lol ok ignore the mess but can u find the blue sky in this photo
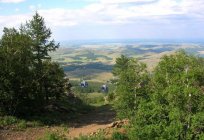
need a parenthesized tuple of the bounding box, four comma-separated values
(0, 0, 204, 41)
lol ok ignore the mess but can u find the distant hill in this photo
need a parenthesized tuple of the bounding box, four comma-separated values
(50, 41, 204, 82)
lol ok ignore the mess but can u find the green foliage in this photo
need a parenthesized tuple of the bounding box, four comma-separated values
(42, 60, 65, 101)
(22, 12, 60, 103)
(0, 27, 34, 115)
(112, 131, 128, 140)
(71, 80, 114, 94)
(16, 120, 27, 130)
(107, 92, 115, 102)
(112, 55, 149, 118)
(0, 116, 42, 129)
(0, 116, 19, 126)
(69, 51, 112, 61)
(24, 96, 92, 126)
(75, 93, 105, 105)
(0, 12, 66, 116)
(0, 95, 92, 128)
(119, 51, 204, 139)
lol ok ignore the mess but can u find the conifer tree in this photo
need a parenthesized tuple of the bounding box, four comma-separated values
(0, 28, 33, 115)
(24, 12, 59, 101)
(0, 13, 66, 115)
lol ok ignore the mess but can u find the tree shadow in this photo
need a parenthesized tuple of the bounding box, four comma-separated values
(70, 104, 116, 128)
(17, 97, 116, 128)
(17, 96, 93, 127)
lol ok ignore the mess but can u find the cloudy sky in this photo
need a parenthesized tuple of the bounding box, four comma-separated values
(0, 0, 204, 41)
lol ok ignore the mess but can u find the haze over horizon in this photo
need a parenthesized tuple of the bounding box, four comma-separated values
(0, 0, 204, 41)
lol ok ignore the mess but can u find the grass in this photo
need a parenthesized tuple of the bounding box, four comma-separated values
(71, 80, 115, 94)
(0, 91, 109, 129)
(74, 130, 106, 140)
(0, 90, 110, 129)
(0, 115, 42, 130)
(26, 96, 93, 126)
(111, 131, 128, 140)
(0, 94, 116, 140)
(82, 93, 106, 105)
(0, 95, 93, 129)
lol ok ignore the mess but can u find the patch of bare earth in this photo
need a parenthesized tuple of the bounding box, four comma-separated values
(67, 104, 116, 138)
(0, 104, 116, 140)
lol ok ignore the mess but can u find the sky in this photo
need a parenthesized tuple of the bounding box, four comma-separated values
(0, 0, 204, 41)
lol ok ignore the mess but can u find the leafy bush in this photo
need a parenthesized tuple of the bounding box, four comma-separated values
(112, 132, 128, 140)
(0, 116, 18, 126)
(75, 93, 105, 105)
(107, 92, 115, 102)
(112, 55, 149, 119)
(114, 51, 204, 139)
(0, 116, 43, 129)
(17, 120, 27, 129)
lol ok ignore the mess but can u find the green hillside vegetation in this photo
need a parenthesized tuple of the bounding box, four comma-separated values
(50, 43, 203, 82)
(112, 51, 204, 139)
(71, 80, 114, 94)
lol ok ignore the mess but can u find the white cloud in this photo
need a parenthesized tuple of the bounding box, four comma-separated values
(80, 0, 204, 24)
(0, 14, 30, 35)
(0, 0, 204, 30)
(100, 0, 155, 4)
(39, 9, 79, 27)
(0, 14, 29, 26)
(0, 0, 25, 3)
(29, 4, 42, 11)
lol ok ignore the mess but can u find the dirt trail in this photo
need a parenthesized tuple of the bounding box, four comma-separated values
(68, 104, 116, 138)
(0, 104, 116, 140)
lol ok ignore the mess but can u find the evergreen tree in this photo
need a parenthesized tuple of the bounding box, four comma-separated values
(0, 28, 33, 115)
(0, 13, 66, 115)
(23, 12, 59, 101)
(42, 60, 65, 101)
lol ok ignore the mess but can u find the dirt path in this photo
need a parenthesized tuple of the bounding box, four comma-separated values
(0, 104, 116, 140)
(68, 104, 116, 138)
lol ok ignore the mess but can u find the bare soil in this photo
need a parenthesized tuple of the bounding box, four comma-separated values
(0, 104, 116, 140)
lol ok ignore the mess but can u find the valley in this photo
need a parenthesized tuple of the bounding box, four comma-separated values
(51, 41, 204, 82)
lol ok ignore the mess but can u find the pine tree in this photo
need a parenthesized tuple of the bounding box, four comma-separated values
(24, 12, 59, 101)
(0, 13, 66, 115)
(0, 28, 33, 115)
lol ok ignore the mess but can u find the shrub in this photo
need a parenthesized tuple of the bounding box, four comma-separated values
(0, 116, 18, 126)
(112, 132, 128, 140)
(17, 120, 27, 130)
